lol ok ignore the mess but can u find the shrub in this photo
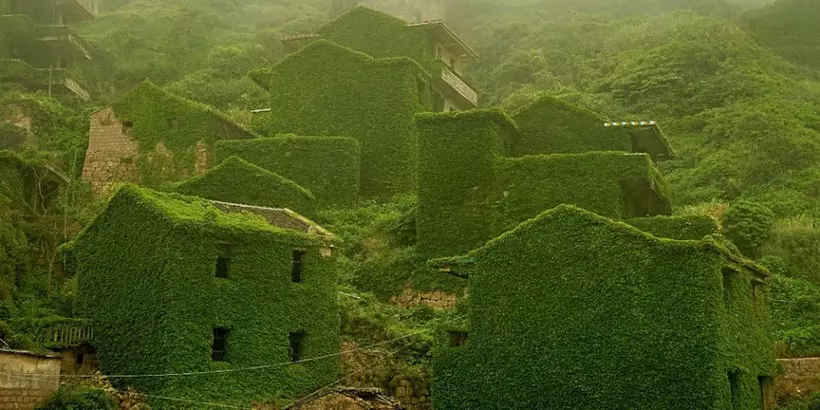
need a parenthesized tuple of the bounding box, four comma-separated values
(722, 200, 775, 258)
(36, 385, 117, 410)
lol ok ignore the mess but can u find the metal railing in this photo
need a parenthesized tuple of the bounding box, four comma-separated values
(439, 64, 478, 106)
(35, 25, 93, 60)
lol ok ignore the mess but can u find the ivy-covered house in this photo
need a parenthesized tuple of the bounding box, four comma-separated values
(69, 185, 340, 407)
(248, 6, 478, 199)
(0, 0, 97, 101)
(431, 205, 775, 410)
(416, 96, 675, 257)
(81, 80, 256, 194)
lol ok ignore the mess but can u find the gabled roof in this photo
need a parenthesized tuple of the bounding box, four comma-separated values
(430, 204, 768, 278)
(250, 39, 430, 91)
(211, 201, 335, 243)
(604, 120, 674, 161)
(172, 156, 315, 213)
(108, 80, 256, 137)
(70, 186, 316, 249)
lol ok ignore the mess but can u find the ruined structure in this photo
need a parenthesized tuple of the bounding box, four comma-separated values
(81, 81, 255, 194)
(69, 186, 340, 406)
(0, 0, 97, 101)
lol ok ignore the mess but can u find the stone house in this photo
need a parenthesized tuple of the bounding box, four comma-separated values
(0, 349, 62, 409)
(68, 185, 340, 407)
(430, 205, 775, 410)
(81, 80, 255, 195)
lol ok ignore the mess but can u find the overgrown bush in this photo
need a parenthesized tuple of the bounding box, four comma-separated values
(722, 200, 775, 258)
(764, 217, 820, 285)
(36, 385, 117, 410)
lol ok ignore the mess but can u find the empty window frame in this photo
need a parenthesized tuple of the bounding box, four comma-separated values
(289, 331, 305, 363)
(212, 328, 229, 361)
(448, 331, 469, 347)
(759, 376, 772, 410)
(215, 243, 231, 279)
(722, 266, 736, 306)
(291, 250, 306, 283)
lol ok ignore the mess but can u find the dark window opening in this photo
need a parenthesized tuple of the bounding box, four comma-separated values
(291, 250, 306, 283)
(122, 120, 134, 131)
(759, 376, 772, 410)
(215, 243, 231, 279)
(723, 267, 736, 306)
(212, 328, 229, 361)
(289, 331, 305, 363)
(448, 331, 468, 347)
(75, 351, 84, 365)
(728, 370, 740, 408)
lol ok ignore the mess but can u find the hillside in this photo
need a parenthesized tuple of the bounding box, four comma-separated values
(1, 0, 819, 408)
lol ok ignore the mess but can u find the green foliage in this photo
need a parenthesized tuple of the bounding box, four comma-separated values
(172, 156, 315, 217)
(318, 6, 433, 72)
(111, 80, 255, 186)
(510, 96, 635, 156)
(73, 186, 340, 407)
(763, 218, 820, 285)
(723, 200, 775, 259)
(250, 40, 429, 198)
(416, 109, 670, 257)
(432, 205, 774, 410)
(743, 0, 820, 71)
(627, 215, 719, 240)
(36, 385, 117, 410)
(215, 135, 360, 206)
(759, 261, 820, 358)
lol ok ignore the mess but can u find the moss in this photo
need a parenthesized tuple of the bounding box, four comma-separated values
(249, 40, 430, 199)
(172, 156, 315, 217)
(431, 205, 775, 410)
(73, 186, 340, 407)
(215, 135, 360, 206)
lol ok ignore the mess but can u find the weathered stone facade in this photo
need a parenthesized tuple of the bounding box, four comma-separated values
(775, 357, 820, 405)
(389, 286, 460, 310)
(82, 108, 216, 195)
(0, 349, 61, 409)
(81, 107, 139, 195)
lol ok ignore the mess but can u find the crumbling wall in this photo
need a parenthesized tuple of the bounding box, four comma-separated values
(0, 350, 61, 409)
(81, 107, 138, 194)
(775, 357, 820, 405)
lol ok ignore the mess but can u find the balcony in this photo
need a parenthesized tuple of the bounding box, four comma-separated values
(60, 0, 98, 21)
(36, 25, 93, 61)
(0, 59, 91, 101)
(434, 62, 478, 109)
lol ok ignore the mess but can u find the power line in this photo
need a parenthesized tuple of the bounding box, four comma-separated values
(0, 329, 428, 380)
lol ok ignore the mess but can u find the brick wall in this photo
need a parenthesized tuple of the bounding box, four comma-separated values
(0, 350, 61, 409)
(389, 286, 461, 310)
(775, 357, 820, 405)
(81, 107, 139, 195)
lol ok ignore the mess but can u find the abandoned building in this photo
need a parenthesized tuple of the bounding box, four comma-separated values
(0, 0, 97, 101)
(81, 80, 255, 194)
(430, 205, 775, 410)
(415, 96, 676, 257)
(68, 185, 340, 406)
(247, 6, 477, 199)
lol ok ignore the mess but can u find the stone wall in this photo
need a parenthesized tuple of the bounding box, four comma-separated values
(0, 350, 61, 409)
(389, 287, 459, 310)
(391, 377, 431, 410)
(81, 107, 139, 195)
(775, 357, 820, 405)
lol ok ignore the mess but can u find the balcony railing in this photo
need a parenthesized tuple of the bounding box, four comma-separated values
(438, 63, 478, 107)
(36, 25, 93, 60)
(64, 0, 98, 18)
(41, 324, 93, 347)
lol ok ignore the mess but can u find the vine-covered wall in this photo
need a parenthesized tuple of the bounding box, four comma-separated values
(172, 156, 316, 217)
(215, 135, 360, 206)
(73, 186, 340, 407)
(431, 205, 775, 410)
(415, 109, 671, 258)
(249, 40, 430, 199)
(83, 80, 255, 191)
(510, 96, 635, 156)
(318, 6, 434, 73)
